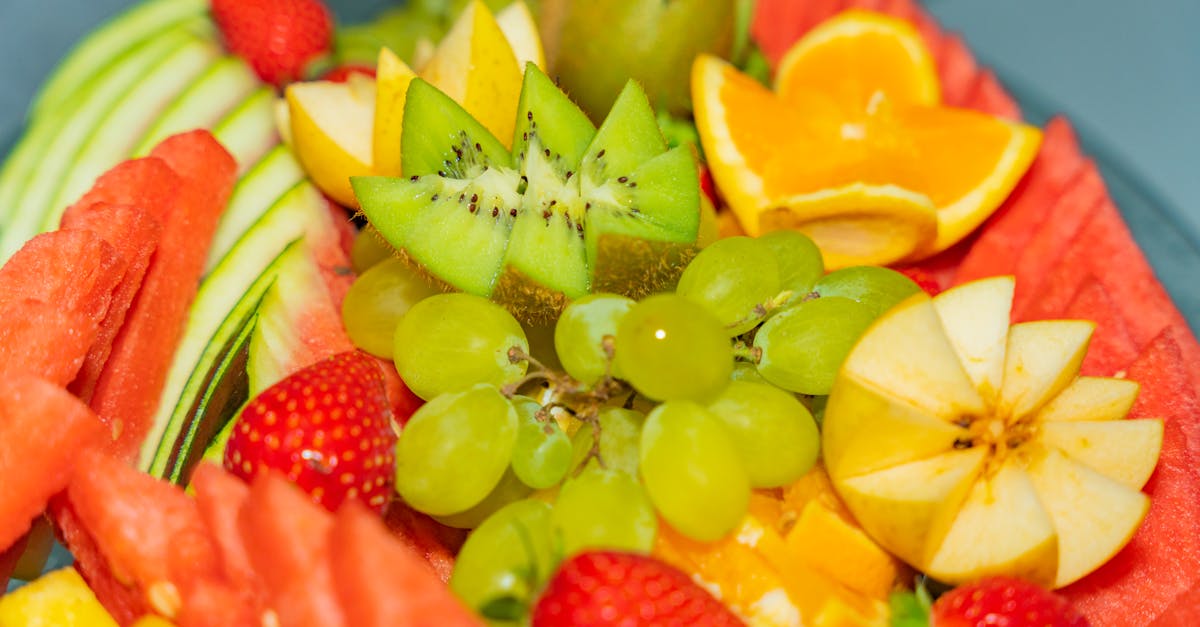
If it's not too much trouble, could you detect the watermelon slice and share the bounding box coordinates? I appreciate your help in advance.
[383,500,468,583]
[189,463,264,606]
[750,0,849,66]
[65,447,224,617]
[954,117,1085,283]
[238,472,347,627]
[964,70,1020,120]
[60,157,181,223]
[330,502,481,627]
[1062,330,1200,624]
[89,130,236,462]
[1060,276,1140,377]
[934,35,978,108]
[1009,163,1106,315]
[60,202,163,402]
[50,495,149,624]
[0,374,105,551]
[1154,581,1200,626]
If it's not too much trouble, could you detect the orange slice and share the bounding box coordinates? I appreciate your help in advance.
[693,10,1042,267]
[775,10,939,109]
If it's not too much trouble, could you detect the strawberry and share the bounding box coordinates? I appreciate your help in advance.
[224,350,397,514]
[531,551,745,627]
[931,576,1089,627]
[324,64,377,83]
[210,0,333,86]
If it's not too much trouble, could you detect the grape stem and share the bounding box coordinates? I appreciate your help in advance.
[731,341,762,364]
[724,289,799,333]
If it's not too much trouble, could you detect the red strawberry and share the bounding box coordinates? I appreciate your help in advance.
[210,0,333,86]
[932,576,1089,627]
[324,64,377,83]
[224,350,397,514]
[532,551,745,627]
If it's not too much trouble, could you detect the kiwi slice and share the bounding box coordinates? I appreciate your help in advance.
[354,63,699,323]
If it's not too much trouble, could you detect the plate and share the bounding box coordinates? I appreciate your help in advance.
[3,0,1199,593]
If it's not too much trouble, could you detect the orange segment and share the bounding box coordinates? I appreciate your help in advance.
[775,10,939,109]
[692,10,1043,267]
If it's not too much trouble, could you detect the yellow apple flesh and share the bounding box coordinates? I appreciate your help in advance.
[287,75,376,208]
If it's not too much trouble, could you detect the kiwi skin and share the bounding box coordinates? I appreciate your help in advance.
[354,68,700,325]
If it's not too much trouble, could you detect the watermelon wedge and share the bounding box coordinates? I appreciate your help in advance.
[65,447,224,619]
[1153,581,1200,626]
[50,495,149,624]
[964,70,1020,120]
[1060,277,1140,377]
[383,500,468,583]
[330,502,481,627]
[60,202,163,402]
[1010,163,1106,315]
[934,35,978,108]
[189,462,264,606]
[89,130,236,462]
[1062,330,1200,625]
[0,374,105,551]
[238,472,346,627]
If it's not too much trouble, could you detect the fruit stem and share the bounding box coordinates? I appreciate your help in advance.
[731,342,762,363]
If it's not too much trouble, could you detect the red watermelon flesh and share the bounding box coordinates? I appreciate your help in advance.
[90,130,236,462]
[190,462,264,604]
[1152,581,1200,626]
[955,117,1085,284]
[1061,276,1140,377]
[934,35,978,108]
[0,300,107,391]
[751,0,850,66]
[964,70,1020,120]
[1062,330,1200,625]
[51,495,150,625]
[372,356,424,426]
[61,157,181,221]
[383,500,468,583]
[66,447,224,614]
[1010,163,1106,316]
[175,577,264,627]
[238,472,347,627]
[330,502,482,627]
[0,374,105,551]
[60,203,162,402]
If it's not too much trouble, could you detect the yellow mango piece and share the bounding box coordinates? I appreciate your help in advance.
[0,568,119,627]
[785,499,900,600]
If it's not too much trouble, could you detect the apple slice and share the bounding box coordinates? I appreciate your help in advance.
[1035,376,1139,423]
[1025,446,1150,587]
[495,1,545,71]
[926,460,1058,587]
[838,448,986,568]
[823,375,963,479]
[286,75,376,208]
[372,48,418,178]
[841,292,985,419]
[932,275,1013,403]
[823,276,1160,588]
[997,320,1094,420]
[1040,420,1162,490]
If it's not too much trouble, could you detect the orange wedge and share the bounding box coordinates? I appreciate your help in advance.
[693,10,1042,267]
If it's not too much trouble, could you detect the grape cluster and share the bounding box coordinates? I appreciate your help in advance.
[340,229,924,621]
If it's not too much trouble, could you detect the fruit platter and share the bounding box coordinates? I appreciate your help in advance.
[1,0,1198,625]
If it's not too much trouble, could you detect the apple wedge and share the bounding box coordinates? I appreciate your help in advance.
[286,75,376,208]
[823,275,1163,588]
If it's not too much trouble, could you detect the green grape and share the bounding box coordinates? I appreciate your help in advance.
[350,224,396,273]
[554,294,635,385]
[730,361,769,385]
[758,230,824,298]
[393,292,529,400]
[639,401,749,542]
[613,294,733,402]
[341,258,440,358]
[510,396,572,490]
[394,384,518,516]
[753,296,875,395]
[551,467,657,557]
[433,469,533,529]
[450,499,558,624]
[706,381,819,488]
[814,266,921,317]
[570,407,645,476]
[675,236,781,335]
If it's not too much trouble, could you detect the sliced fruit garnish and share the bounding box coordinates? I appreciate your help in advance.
[286,73,377,208]
[371,47,418,178]
[354,65,698,324]
[495,1,544,71]
[692,11,1042,267]
[823,275,1163,588]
